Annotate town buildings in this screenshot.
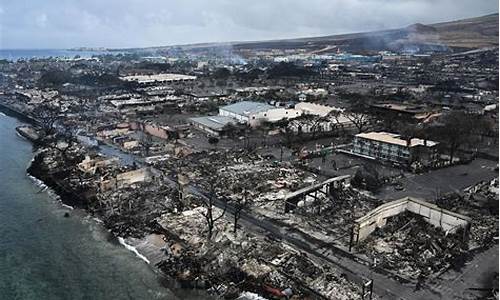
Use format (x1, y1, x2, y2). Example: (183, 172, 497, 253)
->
(121, 73, 197, 85)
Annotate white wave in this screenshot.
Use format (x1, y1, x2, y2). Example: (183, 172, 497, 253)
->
(27, 174, 48, 189)
(238, 292, 269, 300)
(16, 132, 27, 140)
(117, 237, 150, 264)
(27, 174, 70, 208)
(61, 203, 74, 210)
(46, 189, 61, 201)
(0, 112, 6, 117)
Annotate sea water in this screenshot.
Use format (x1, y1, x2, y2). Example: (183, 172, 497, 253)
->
(0, 113, 207, 299)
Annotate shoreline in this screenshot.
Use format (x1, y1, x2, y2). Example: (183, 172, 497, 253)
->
(0, 106, 201, 298)
(117, 237, 151, 264)
(1, 103, 364, 299)
(26, 152, 218, 298)
(0, 102, 39, 125)
(25, 151, 196, 294)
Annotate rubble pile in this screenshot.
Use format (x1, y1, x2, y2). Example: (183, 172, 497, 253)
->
(27, 146, 97, 209)
(436, 178, 499, 249)
(357, 212, 469, 280)
(31, 145, 181, 238)
(157, 208, 362, 299)
(256, 187, 380, 248)
(26, 142, 371, 299)
(156, 149, 317, 204)
(96, 182, 178, 238)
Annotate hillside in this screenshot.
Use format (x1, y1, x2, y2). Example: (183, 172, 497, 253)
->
(229, 13, 498, 53)
(124, 13, 498, 54)
(431, 14, 499, 49)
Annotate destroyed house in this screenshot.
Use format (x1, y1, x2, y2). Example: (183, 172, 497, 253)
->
(371, 103, 424, 117)
(284, 176, 351, 213)
(78, 156, 119, 175)
(353, 132, 439, 168)
(353, 197, 471, 243)
(99, 167, 159, 191)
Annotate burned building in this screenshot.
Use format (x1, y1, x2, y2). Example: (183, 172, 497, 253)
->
(353, 197, 471, 243)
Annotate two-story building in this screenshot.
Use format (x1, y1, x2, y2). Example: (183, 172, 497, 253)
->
(353, 132, 439, 168)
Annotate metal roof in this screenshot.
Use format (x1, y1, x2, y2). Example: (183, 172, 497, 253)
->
(355, 132, 439, 148)
(190, 116, 235, 131)
(220, 101, 273, 116)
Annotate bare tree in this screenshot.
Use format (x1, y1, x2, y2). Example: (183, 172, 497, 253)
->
(200, 194, 227, 240)
(198, 164, 227, 240)
(343, 111, 371, 133)
(330, 110, 345, 135)
(309, 116, 328, 139)
(231, 183, 251, 235)
(310, 110, 346, 138)
(428, 111, 491, 163)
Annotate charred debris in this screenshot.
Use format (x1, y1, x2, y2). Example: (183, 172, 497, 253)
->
(1, 41, 498, 299)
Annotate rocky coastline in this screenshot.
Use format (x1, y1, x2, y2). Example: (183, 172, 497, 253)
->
(6, 102, 363, 300)
(25, 147, 217, 298)
(1, 100, 206, 297)
(24, 148, 363, 300)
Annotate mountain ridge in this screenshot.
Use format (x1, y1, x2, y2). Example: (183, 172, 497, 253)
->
(109, 13, 498, 53)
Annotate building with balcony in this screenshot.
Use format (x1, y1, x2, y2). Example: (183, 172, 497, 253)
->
(353, 132, 439, 168)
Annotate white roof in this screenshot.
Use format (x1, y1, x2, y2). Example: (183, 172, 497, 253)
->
(355, 132, 438, 148)
(295, 102, 342, 117)
(220, 101, 273, 116)
(190, 116, 235, 131)
(121, 73, 196, 83)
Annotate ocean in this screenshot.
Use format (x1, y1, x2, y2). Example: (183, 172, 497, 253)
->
(0, 49, 118, 61)
(0, 112, 206, 299)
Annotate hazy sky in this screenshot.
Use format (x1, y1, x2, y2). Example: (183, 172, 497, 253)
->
(0, 0, 498, 49)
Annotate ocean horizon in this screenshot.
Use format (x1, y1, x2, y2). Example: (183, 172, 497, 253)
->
(0, 49, 118, 61)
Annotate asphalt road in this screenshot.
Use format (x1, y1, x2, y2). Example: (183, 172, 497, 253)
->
(187, 185, 463, 300)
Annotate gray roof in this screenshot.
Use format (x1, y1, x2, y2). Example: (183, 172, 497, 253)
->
(220, 101, 273, 116)
(190, 116, 235, 131)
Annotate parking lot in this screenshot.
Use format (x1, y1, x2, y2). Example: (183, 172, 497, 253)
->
(376, 158, 498, 200)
